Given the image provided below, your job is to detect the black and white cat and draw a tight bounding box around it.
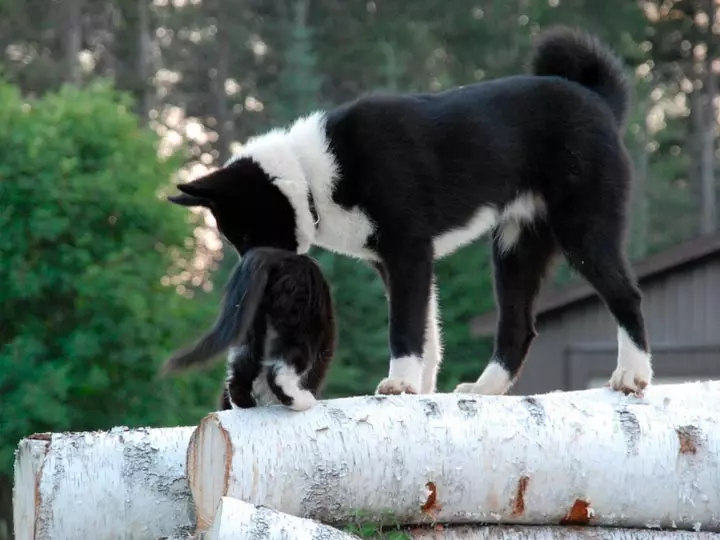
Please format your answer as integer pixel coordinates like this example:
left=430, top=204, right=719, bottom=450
left=161, top=247, right=336, bottom=411
left=168, top=26, right=653, bottom=397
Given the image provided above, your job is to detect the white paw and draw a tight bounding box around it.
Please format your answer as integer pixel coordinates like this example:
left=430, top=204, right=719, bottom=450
left=454, top=382, right=481, bottom=394
left=453, top=382, right=507, bottom=395
left=375, top=378, right=418, bottom=395
left=454, top=361, right=512, bottom=395
left=613, top=328, right=652, bottom=395
left=609, top=364, right=652, bottom=396
left=288, top=390, right=317, bottom=411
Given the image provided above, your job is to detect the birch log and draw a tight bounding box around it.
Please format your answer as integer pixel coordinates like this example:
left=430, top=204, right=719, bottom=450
left=187, top=386, right=720, bottom=533
left=532, top=379, right=720, bottom=409
left=200, top=497, right=720, bottom=540
left=14, top=426, right=195, bottom=540
left=206, top=497, right=358, bottom=540
left=404, top=525, right=720, bottom=539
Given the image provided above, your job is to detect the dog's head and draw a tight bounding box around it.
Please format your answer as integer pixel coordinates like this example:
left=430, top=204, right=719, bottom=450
left=169, top=156, right=313, bottom=255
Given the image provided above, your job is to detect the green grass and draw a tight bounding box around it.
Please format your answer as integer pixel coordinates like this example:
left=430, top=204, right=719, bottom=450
left=342, top=510, right=411, bottom=539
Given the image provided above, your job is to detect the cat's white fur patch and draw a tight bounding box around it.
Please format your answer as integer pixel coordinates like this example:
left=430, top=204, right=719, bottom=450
left=610, top=327, right=653, bottom=393
left=273, top=364, right=317, bottom=411
left=421, top=279, right=443, bottom=394
left=454, top=360, right=512, bottom=395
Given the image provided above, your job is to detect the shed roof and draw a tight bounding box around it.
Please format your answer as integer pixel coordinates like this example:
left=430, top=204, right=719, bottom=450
left=470, top=231, right=720, bottom=337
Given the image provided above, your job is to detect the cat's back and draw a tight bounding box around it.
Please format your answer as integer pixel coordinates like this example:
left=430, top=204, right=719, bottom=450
left=246, top=248, right=333, bottom=336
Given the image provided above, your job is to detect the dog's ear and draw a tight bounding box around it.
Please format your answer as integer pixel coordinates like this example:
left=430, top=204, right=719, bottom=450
left=167, top=193, right=210, bottom=208
left=176, top=167, right=235, bottom=200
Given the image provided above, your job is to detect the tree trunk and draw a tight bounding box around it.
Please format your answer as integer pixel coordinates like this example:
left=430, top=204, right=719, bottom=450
left=13, top=427, right=195, bottom=540
left=62, top=0, right=84, bottom=84
left=135, top=0, right=152, bottom=122
left=700, top=0, right=718, bottom=233
left=187, top=382, right=720, bottom=534
left=207, top=497, right=357, bottom=540
left=0, top=475, right=11, bottom=540
left=212, top=0, right=233, bottom=164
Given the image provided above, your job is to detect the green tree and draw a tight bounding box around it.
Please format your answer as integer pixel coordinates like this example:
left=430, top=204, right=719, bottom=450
left=0, top=80, right=221, bottom=510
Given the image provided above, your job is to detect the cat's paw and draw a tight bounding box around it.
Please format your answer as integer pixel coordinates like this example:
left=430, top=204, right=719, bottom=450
left=288, top=390, right=317, bottom=411
left=375, top=378, right=418, bottom=395
left=609, top=364, right=652, bottom=396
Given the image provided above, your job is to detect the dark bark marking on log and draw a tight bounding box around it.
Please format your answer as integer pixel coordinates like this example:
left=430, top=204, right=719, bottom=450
left=616, top=407, right=641, bottom=456
left=32, top=437, right=51, bottom=540
left=677, top=425, right=702, bottom=455
left=421, top=399, right=441, bottom=418
left=522, top=397, right=546, bottom=426
left=560, top=499, right=593, bottom=526
left=421, top=481, right=442, bottom=519
left=27, top=433, right=51, bottom=441
left=510, top=475, right=530, bottom=517
left=457, top=399, right=478, bottom=417
left=327, top=408, right=348, bottom=422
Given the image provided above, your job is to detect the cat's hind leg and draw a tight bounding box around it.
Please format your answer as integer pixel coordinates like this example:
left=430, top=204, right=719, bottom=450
left=226, top=345, right=259, bottom=409
left=268, top=362, right=317, bottom=411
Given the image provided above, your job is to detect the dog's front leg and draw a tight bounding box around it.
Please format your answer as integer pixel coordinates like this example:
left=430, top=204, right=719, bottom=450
left=374, top=245, right=433, bottom=396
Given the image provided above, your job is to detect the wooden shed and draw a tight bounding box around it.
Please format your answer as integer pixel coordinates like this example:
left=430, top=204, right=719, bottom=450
left=470, top=232, right=720, bottom=395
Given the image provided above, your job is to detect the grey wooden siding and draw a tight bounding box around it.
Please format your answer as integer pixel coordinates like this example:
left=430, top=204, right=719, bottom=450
left=510, top=255, right=720, bottom=395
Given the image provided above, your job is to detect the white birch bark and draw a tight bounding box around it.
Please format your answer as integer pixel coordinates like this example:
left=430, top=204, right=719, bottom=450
left=405, top=525, right=720, bottom=539
left=206, top=496, right=358, bottom=540
left=185, top=496, right=720, bottom=540
left=14, top=426, right=196, bottom=540
left=187, top=383, right=720, bottom=533
left=534, top=379, right=720, bottom=409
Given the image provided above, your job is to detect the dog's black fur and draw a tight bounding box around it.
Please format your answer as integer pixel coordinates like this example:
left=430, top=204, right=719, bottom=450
left=168, top=27, right=652, bottom=396
left=161, top=247, right=336, bottom=411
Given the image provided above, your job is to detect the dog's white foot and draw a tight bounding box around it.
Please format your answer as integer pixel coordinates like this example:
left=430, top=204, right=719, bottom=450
left=611, top=328, right=653, bottom=395
left=376, top=378, right=418, bottom=395
left=454, top=361, right=512, bottom=395
left=609, top=364, right=652, bottom=395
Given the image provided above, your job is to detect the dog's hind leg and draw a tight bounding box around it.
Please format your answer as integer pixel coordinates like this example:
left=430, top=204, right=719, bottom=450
left=549, top=201, right=652, bottom=395
left=455, top=222, right=556, bottom=395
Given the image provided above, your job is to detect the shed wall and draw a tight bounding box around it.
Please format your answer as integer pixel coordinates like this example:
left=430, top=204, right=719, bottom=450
left=510, top=256, right=720, bottom=395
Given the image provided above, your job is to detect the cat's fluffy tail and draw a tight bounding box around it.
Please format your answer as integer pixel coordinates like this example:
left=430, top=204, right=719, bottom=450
left=160, top=253, right=269, bottom=375
left=529, top=26, right=630, bottom=129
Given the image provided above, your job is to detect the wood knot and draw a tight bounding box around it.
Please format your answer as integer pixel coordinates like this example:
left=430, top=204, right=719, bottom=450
left=676, top=425, right=701, bottom=455
left=511, top=475, right=530, bottom=516
left=421, top=481, right=442, bottom=519
left=560, top=499, right=593, bottom=526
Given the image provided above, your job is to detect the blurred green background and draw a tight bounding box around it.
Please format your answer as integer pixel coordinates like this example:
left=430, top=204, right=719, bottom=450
left=0, top=0, right=718, bottom=537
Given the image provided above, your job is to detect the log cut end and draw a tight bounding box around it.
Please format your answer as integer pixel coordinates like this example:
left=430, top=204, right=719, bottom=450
left=13, top=435, right=51, bottom=540
left=187, top=413, right=232, bottom=533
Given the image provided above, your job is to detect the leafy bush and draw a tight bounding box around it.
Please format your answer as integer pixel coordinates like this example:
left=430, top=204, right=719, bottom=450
left=0, top=80, right=219, bottom=475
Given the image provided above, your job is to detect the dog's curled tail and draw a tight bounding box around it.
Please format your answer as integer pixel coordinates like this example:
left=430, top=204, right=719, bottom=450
left=529, top=26, right=630, bottom=129
left=160, top=254, right=269, bottom=375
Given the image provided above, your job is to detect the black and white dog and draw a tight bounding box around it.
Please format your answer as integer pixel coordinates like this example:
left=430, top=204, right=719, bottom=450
left=169, top=26, right=652, bottom=397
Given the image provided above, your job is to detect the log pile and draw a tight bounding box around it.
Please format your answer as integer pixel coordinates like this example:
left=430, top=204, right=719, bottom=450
left=13, top=381, right=720, bottom=539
